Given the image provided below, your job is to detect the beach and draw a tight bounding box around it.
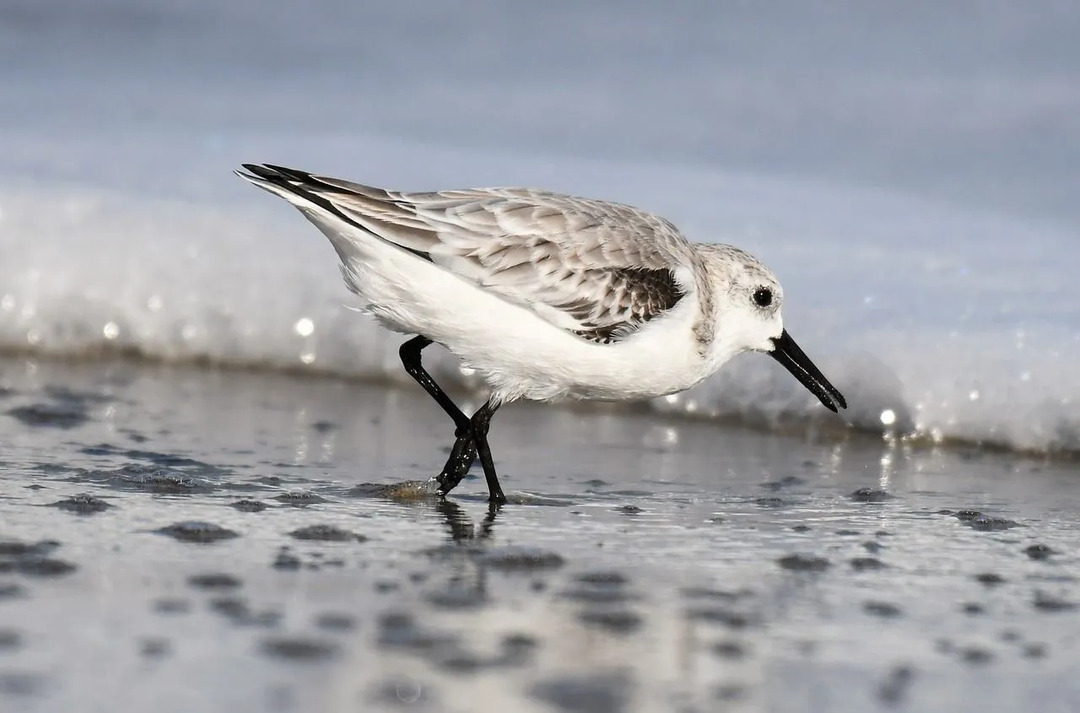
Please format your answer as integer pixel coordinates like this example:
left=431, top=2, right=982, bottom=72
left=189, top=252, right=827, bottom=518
left=3, top=2, right=1080, bottom=710
left=2, top=356, right=1077, bottom=712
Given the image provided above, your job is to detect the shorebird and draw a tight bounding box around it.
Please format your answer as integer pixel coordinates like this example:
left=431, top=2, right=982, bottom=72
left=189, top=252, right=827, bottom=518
left=237, top=164, right=846, bottom=504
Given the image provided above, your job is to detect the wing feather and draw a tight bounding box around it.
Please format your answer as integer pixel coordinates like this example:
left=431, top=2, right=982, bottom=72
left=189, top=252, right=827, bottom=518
left=242, top=165, right=695, bottom=343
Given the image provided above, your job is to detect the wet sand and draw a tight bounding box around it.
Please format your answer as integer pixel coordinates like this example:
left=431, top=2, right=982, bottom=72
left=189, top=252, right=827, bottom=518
left=1, top=357, right=1078, bottom=713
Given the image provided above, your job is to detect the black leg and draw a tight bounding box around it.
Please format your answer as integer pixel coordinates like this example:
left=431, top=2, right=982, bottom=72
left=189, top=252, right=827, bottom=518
left=435, top=434, right=477, bottom=496
left=399, top=336, right=481, bottom=497
left=471, top=399, right=505, bottom=504
left=399, top=336, right=470, bottom=434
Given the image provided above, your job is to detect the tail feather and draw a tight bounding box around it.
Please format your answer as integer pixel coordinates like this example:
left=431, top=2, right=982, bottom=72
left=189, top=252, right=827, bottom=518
left=236, top=163, right=371, bottom=234
left=235, top=163, right=435, bottom=264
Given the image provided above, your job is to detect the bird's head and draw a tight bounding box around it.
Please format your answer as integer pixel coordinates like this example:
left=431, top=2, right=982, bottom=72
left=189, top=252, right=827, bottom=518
left=701, top=245, right=847, bottom=413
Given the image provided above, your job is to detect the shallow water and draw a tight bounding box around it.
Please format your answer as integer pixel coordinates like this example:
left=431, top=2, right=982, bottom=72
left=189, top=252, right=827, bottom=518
left=1, top=357, right=1078, bottom=712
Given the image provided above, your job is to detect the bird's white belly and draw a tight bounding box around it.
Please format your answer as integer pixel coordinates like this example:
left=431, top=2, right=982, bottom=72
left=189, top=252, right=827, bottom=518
left=327, top=221, right=719, bottom=405
left=467, top=310, right=713, bottom=403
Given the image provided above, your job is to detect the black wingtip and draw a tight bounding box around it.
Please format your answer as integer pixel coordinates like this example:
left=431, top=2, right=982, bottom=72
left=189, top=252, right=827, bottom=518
left=262, top=164, right=316, bottom=182
left=239, top=163, right=288, bottom=182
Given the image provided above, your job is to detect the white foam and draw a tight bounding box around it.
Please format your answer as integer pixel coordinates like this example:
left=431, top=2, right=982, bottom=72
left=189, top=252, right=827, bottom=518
left=3, top=143, right=1078, bottom=453
left=2, top=0, right=1078, bottom=453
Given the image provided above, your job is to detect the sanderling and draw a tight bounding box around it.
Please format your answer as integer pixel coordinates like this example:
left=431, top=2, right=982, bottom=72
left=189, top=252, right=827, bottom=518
left=237, top=164, right=846, bottom=504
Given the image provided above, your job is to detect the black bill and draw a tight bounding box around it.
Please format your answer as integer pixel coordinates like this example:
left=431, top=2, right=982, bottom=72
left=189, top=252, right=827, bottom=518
left=769, top=329, right=847, bottom=412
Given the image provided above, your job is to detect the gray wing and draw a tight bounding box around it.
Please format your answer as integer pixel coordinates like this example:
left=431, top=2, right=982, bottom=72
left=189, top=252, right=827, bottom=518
left=241, top=164, right=695, bottom=344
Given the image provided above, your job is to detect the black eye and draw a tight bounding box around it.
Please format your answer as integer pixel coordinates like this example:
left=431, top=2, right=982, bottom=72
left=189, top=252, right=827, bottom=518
left=752, top=287, right=773, bottom=308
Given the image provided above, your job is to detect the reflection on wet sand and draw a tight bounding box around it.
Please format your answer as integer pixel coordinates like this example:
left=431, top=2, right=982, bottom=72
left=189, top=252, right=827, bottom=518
left=436, top=499, right=500, bottom=543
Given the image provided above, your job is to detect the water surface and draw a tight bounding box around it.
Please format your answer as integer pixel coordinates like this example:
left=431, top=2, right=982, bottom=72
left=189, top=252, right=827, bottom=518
left=2, top=357, right=1077, bottom=712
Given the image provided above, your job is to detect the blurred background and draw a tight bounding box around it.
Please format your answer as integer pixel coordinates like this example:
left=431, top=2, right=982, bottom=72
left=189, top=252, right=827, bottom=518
left=2, top=0, right=1079, bottom=451
left=5, top=0, right=1080, bottom=218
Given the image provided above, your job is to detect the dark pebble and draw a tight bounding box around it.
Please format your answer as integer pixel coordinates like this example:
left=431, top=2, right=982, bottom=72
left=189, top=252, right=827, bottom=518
left=962, top=602, right=985, bottom=615
left=209, top=597, right=281, bottom=627
left=229, top=499, right=268, bottom=513
left=835, top=529, right=860, bottom=536
left=960, top=647, right=994, bottom=664
left=953, top=510, right=1019, bottom=531
left=862, top=541, right=883, bottom=553
left=501, top=633, right=539, bottom=661
left=209, top=597, right=248, bottom=618
left=261, top=637, right=338, bottom=661
left=188, top=573, right=243, bottom=590
left=426, top=588, right=485, bottom=610
left=850, top=488, right=891, bottom=502
left=479, top=547, right=565, bottom=572
left=8, top=402, right=88, bottom=429
left=777, top=554, right=830, bottom=572
left=791, top=524, right=811, bottom=533
left=314, top=613, right=356, bottom=632
left=562, top=587, right=636, bottom=606
left=140, top=637, right=170, bottom=658
left=761, top=475, right=805, bottom=491
left=616, top=505, right=643, bottom=515
left=850, top=557, right=886, bottom=572
left=288, top=525, right=366, bottom=542
left=577, top=609, right=642, bottom=634
left=575, top=571, right=628, bottom=587
left=1025, top=544, right=1054, bottom=561
left=48, top=494, right=113, bottom=514
left=1032, top=591, right=1077, bottom=613
left=0, top=540, right=59, bottom=557
left=152, top=598, right=191, bottom=614
left=156, top=521, right=239, bottom=543
left=531, top=674, right=629, bottom=713
left=864, top=601, right=903, bottom=618
left=975, top=573, right=1006, bottom=587
left=755, top=497, right=785, bottom=508
left=272, top=549, right=302, bottom=570
left=437, top=652, right=485, bottom=673
left=685, top=607, right=754, bottom=629
left=965, top=515, right=1019, bottom=531
left=82, top=465, right=216, bottom=494
left=274, top=492, right=330, bottom=507
left=16, top=558, right=77, bottom=577
left=680, top=587, right=743, bottom=602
